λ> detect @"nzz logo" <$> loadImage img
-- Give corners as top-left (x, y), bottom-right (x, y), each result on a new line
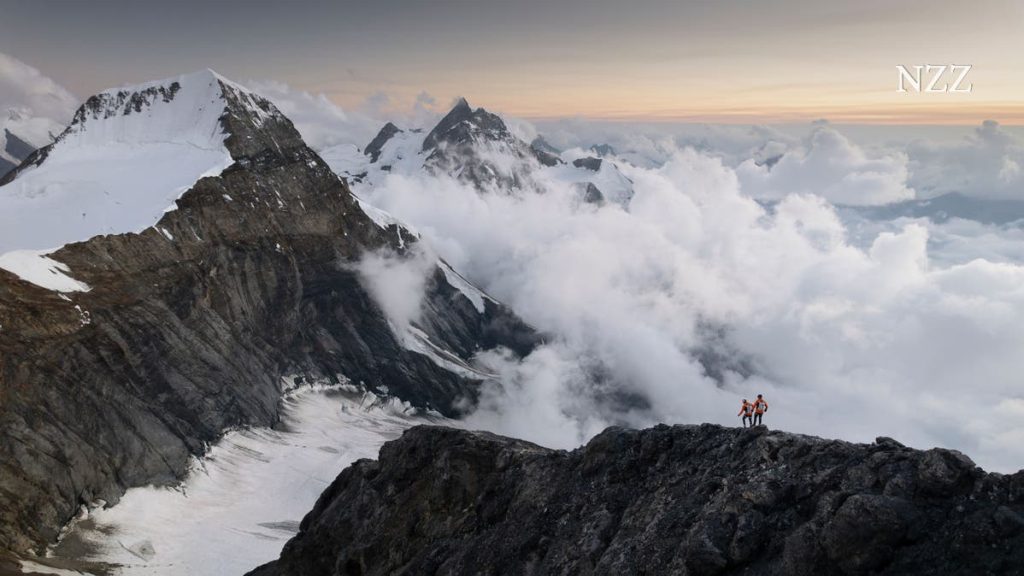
top-left (897, 65), bottom-right (973, 93)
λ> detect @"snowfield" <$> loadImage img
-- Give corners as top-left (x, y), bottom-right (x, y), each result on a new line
top-left (38, 386), bottom-right (449, 576)
top-left (0, 70), bottom-right (240, 290)
top-left (0, 142), bottom-right (232, 253)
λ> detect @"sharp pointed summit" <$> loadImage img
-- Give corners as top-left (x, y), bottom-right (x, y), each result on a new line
top-left (421, 96), bottom-right (511, 153)
top-left (364, 121), bottom-right (403, 163)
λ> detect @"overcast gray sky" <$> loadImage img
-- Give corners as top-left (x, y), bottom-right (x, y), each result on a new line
top-left (1, 0), bottom-right (1021, 123)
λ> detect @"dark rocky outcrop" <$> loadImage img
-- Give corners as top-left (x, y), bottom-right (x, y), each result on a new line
top-left (250, 425), bottom-right (1024, 576)
top-left (3, 129), bottom-right (35, 165)
top-left (580, 182), bottom-right (605, 205)
top-left (363, 122), bottom-right (402, 163)
top-left (0, 157), bottom-right (13, 181)
top-left (755, 153), bottom-right (783, 169)
top-left (0, 129), bottom-right (41, 181)
top-left (0, 77), bottom-right (535, 554)
top-left (531, 147), bottom-right (561, 167)
top-left (590, 143), bottom-right (616, 157)
top-left (529, 136), bottom-right (562, 167)
top-left (573, 156), bottom-right (603, 172)
top-left (420, 98), bottom-right (537, 190)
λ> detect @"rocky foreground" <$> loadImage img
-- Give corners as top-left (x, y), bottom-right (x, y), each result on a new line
top-left (250, 424), bottom-right (1024, 576)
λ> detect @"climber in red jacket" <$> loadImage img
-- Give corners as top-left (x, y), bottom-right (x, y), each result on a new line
top-left (753, 394), bottom-right (768, 426)
top-left (738, 399), bottom-right (754, 428)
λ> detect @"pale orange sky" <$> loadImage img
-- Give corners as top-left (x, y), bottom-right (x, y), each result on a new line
top-left (4, 0), bottom-right (1023, 124)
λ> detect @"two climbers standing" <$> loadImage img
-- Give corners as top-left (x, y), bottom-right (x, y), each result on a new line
top-left (738, 394), bottom-right (768, 428)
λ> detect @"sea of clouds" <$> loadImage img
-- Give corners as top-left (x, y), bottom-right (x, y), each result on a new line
top-left (200, 71), bottom-right (1024, 473)
top-left (357, 145), bottom-right (1024, 473)
top-left (4, 52), bottom-right (1024, 472)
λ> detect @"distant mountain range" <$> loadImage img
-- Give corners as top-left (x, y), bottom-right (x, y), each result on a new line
top-left (320, 96), bottom-right (635, 207)
top-left (848, 192), bottom-right (1024, 226)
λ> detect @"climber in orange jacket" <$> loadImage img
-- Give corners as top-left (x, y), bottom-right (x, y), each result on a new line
top-left (752, 394), bottom-right (768, 426)
top-left (738, 399), bottom-right (754, 428)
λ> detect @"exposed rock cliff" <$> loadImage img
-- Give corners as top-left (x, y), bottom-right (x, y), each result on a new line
top-left (363, 122), bottom-right (402, 163)
top-left (0, 71), bottom-right (535, 554)
top-left (250, 424), bottom-right (1024, 576)
top-left (420, 98), bottom-right (538, 191)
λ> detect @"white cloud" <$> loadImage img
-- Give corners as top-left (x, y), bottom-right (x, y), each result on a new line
top-left (247, 80), bottom-right (382, 151)
top-left (0, 52), bottom-right (78, 124)
top-left (531, 118), bottom-right (797, 168)
top-left (248, 81), bottom-right (452, 158)
top-left (736, 123), bottom-right (914, 206)
top-left (351, 245), bottom-right (436, 333)
top-left (360, 143), bottom-right (1024, 473)
top-left (529, 119), bottom-right (1024, 206)
top-left (8, 56), bottom-right (1021, 472)
top-left (907, 120), bottom-right (1024, 200)
top-left (0, 53), bottom-right (79, 161)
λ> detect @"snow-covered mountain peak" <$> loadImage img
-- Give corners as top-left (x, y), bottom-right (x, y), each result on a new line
top-left (56, 69), bottom-right (275, 151)
top-left (0, 70), bottom-right (289, 257)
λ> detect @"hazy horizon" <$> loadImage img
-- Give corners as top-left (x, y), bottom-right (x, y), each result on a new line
top-left (1, 0), bottom-right (1022, 125)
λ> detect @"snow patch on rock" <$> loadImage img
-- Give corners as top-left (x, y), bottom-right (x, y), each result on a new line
top-left (0, 250), bottom-right (90, 292)
top-left (439, 260), bottom-right (494, 313)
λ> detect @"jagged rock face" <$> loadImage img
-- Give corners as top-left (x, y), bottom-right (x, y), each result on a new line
top-left (0, 75), bottom-right (535, 554)
top-left (590, 143), bottom-right (615, 157)
top-left (421, 98), bottom-right (510, 153)
top-left (364, 122), bottom-right (402, 163)
top-left (420, 98), bottom-right (538, 190)
top-left (250, 425), bottom-right (1024, 576)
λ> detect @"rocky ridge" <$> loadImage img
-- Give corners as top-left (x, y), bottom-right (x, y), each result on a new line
top-left (250, 424), bottom-right (1024, 576)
